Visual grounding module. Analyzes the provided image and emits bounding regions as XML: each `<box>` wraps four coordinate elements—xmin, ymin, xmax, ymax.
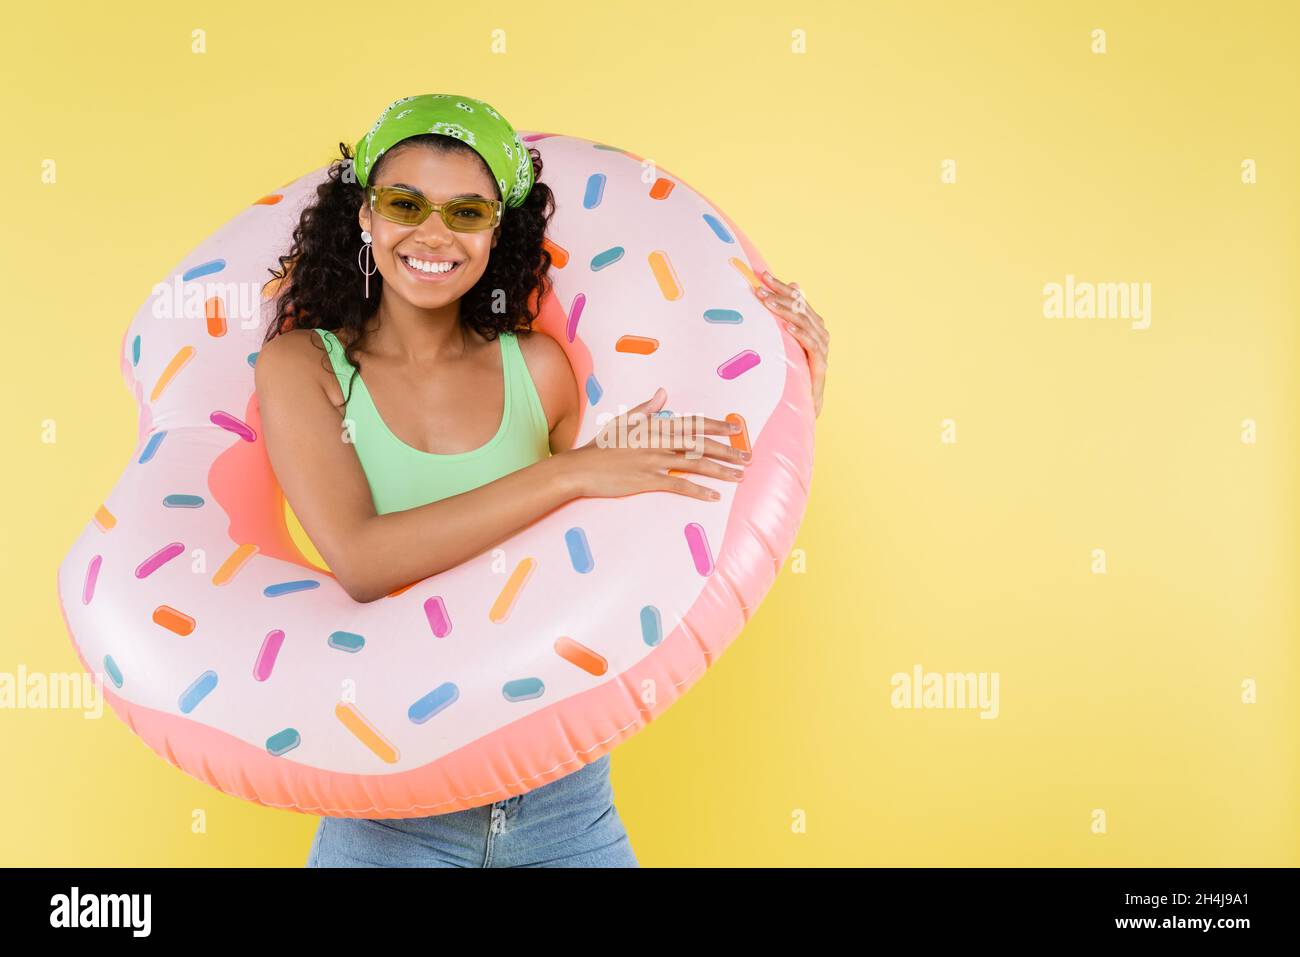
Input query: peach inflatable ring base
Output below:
<box><xmin>55</xmin><ymin>132</ymin><xmax>815</xmax><ymax>818</ymax></box>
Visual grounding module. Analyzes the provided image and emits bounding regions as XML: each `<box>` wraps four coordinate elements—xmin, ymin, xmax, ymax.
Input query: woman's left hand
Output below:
<box><xmin>754</xmin><ymin>270</ymin><xmax>829</xmax><ymax>418</ymax></box>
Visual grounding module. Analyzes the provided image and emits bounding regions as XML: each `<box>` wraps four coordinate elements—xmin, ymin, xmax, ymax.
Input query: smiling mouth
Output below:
<box><xmin>400</xmin><ymin>255</ymin><xmax>463</xmax><ymax>280</ymax></box>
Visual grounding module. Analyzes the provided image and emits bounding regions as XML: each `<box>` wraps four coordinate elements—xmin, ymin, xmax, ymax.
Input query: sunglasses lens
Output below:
<box><xmin>444</xmin><ymin>199</ymin><xmax>497</xmax><ymax>231</ymax></box>
<box><xmin>374</xmin><ymin>189</ymin><xmax>427</xmax><ymax>225</ymax></box>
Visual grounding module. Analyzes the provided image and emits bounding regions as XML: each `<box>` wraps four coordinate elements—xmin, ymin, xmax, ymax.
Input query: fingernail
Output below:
<box><xmin>740</xmin><ymin>450</ymin><xmax>752</xmax><ymax>460</ymax></box>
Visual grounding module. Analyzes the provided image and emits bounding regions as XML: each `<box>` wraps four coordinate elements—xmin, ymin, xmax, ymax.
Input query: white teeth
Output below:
<box><xmin>404</xmin><ymin>256</ymin><xmax>457</xmax><ymax>274</ymax></box>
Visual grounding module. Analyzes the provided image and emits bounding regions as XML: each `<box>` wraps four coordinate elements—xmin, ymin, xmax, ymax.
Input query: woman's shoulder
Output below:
<box><xmin>513</xmin><ymin>327</ymin><xmax>572</xmax><ymax>380</ymax></box>
<box><xmin>257</xmin><ymin>327</ymin><xmax>337</xmax><ymax>366</ymax></box>
<box><xmin>254</xmin><ymin>328</ymin><xmax>349</xmax><ymax>409</ymax></box>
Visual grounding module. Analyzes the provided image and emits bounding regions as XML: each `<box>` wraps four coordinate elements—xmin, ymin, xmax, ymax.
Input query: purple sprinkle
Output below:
<box><xmin>136</xmin><ymin>542</ymin><xmax>185</xmax><ymax>579</ymax></box>
<box><xmin>717</xmin><ymin>350</ymin><xmax>761</xmax><ymax>380</ymax></box>
<box><xmin>566</xmin><ymin>293</ymin><xmax>586</xmax><ymax>343</ymax></box>
<box><xmin>211</xmin><ymin>410</ymin><xmax>256</xmax><ymax>442</ymax></box>
<box><xmin>82</xmin><ymin>555</ymin><xmax>102</xmax><ymax>605</ymax></box>
<box><xmin>425</xmin><ymin>596</ymin><xmax>452</xmax><ymax>638</ymax></box>
<box><xmin>253</xmin><ymin>629</ymin><xmax>285</xmax><ymax>681</ymax></box>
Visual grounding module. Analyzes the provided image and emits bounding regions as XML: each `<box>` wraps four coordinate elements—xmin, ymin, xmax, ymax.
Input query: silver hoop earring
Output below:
<box><xmin>357</xmin><ymin>229</ymin><xmax>377</xmax><ymax>299</ymax></box>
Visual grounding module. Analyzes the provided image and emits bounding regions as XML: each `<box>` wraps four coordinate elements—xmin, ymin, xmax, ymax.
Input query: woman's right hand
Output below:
<box><xmin>559</xmin><ymin>388</ymin><xmax>750</xmax><ymax>501</ymax></box>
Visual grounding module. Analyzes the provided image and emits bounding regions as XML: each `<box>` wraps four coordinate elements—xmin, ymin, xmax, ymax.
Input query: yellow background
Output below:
<box><xmin>2</xmin><ymin>0</ymin><xmax>1296</xmax><ymax>866</ymax></box>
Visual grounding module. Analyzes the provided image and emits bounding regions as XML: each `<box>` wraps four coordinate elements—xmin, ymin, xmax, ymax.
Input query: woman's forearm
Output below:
<box><xmin>342</xmin><ymin>453</ymin><xmax>578</xmax><ymax>603</ymax></box>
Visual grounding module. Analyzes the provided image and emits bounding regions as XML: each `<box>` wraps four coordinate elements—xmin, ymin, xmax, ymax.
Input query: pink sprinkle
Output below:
<box><xmin>135</xmin><ymin>542</ymin><xmax>185</xmax><ymax>579</ymax></box>
<box><xmin>717</xmin><ymin>349</ymin><xmax>760</xmax><ymax>380</ymax></box>
<box><xmin>82</xmin><ymin>554</ymin><xmax>102</xmax><ymax>605</ymax></box>
<box><xmin>425</xmin><ymin>596</ymin><xmax>452</xmax><ymax>638</ymax></box>
<box><xmin>253</xmin><ymin>629</ymin><xmax>285</xmax><ymax>681</ymax></box>
<box><xmin>684</xmin><ymin>522</ymin><xmax>714</xmax><ymax>576</ymax></box>
<box><xmin>566</xmin><ymin>293</ymin><xmax>586</xmax><ymax>343</ymax></box>
<box><xmin>211</xmin><ymin>410</ymin><xmax>256</xmax><ymax>442</ymax></box>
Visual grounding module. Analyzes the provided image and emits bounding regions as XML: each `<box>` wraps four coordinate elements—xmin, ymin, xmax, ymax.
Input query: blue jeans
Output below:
<box><xmin>305</xmin><ymin>754</ymin><xmax>638</xmax><ymax>867</ymax></box>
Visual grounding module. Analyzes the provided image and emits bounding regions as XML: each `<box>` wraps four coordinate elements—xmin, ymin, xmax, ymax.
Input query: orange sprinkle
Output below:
<box><xmin>542</xmin><ymin>238</ymin><xmax>569</xmax><ymax>269</ymax></box>
<box><xmin>727</xmin><ymin>413</ymin><xmax>750</xmax><ymax>453</ymax></box>
<box><xmin>206</xmin><ymin>297</ymin><xmax>227</xmax><ymax>338</ymax></box>
<box><xmin>253</xmin><ymin>194</ymin><xmax>283</xmax><ymax>205</ymax></box>
<box><xmin>554</xmin><ymin>636</ymin><xmax>608</xmax><ymax>676</ymax></box>
<box><xmin>152</xmin><ymin>605</ymin><xmax>195</xmax><ymax>636</ymax></box>
<box><xmin>614</xmin><ymin>335</ymin><xmax>659</xmax><ymax>355</ymax></box>
<box><xmin>649</xmin><ymin>177</ymin><xmax>675</xmax><ymax>200</ymax></box>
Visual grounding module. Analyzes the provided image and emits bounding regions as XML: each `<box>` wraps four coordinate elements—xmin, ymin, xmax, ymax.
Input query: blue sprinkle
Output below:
<box><xmin>182</xmin><ymin>259</ymin><xmax>226</xmax><ymax>281</ymax></box>
<box><xmin>327</xmin><ymin>631</ymin><xmax>365</xmax><ymax>653</ymax></box>
<box><xmin>102</xmin><ymin>655</ymin><xmax>123</xmax><ymax>688</ymax></box>
<box><xmin>702</xmin><ymin>213</ymin><xmax>734</xmax><ymax>243</ymax></box>
<box><xmin>640</xmin><ymin>606</ymin><xmax>663</xmax><ymax>647</ymax></box>
<box><xmin>408</xmin><ymin>682</ymin><xmax>459</xmax><ymax>724</ymax></box>
<box><xmin>246</xmin><ymin>351</ymin><xmax>259</xmax><ymax>367</ymax></box>
<box><xmin>564</xmin><ymin>527</ymin><xmax>595</xmax><ymax>574</ymax></box>
<box><xmin>583</xmin><ymin>173</ymin><xmax>606</xmax><ymax>209</ymax></box>
<box><xmin>590</xmin><ymin>247</ymin><xmax>624</xmax><ymax>271</ymax></box>
<box><xmin>653</xmin><ymin>409</ymin><xmax>674</xmax><ymax>418</ymax></box>
<box><xmin>263</xmin><ymin>580</ymin><xmax>320</xmax><ymax>598</ymax></box>
<box><xmin>502</xmin><ymin>678</ymin><xmax>545</xmax><ymax>702</ymax></box>
<box><xmin>139</xmin><ymin>432</ymin><xmax>166</xmax><ymax>464</ymax></box>
<box><xmin>593</xmin><ymin>144</ymin><xmax>623</xmax><ymax>152</ymax></box>
<box><xmin>584</xmin><ymin>374</ymin><xmax>603</xmax><ymax>406</ymax></box>
<box><xmin>266</xmin><ymin>728</ymin><xmax>301</xmax><ymax>756</ymax></box>
<box><xmin>163</xmin><ymin>494</ymin><xmax>205</xmax><ymax>509</ymax></box>
<box><xmin>704</xmin><ymin>309</ymin><xmax>744</xmax><ymax>324</ymax></box>
<box><xmin>178</xmin><ymin>670</ymin><xmax>218</xmax><ymax>714</ymax></box>
<box><xmin>131</xmin><ymin>335</ymin><xmax>141</xmax><ymax>367</ymax></box>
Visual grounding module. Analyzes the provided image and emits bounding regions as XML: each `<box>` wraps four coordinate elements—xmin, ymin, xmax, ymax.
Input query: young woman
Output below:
<box><xmin>254</xmin><ymin>94</ymin><xmax>830</xmax><ymax>867</ymax></box>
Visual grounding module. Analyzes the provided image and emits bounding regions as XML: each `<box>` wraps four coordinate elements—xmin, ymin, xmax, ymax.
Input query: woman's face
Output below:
<box><xmin>358</xmin><ymin>144</ymin><xmax>501</xmax><ymax>310</ymax></box>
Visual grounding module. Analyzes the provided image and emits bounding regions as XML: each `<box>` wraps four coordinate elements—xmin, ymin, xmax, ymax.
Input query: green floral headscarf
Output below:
<box><xmin>352</xmin><ymin>93</ymin><xmax>534</xmax><ymax>207</ymax></box>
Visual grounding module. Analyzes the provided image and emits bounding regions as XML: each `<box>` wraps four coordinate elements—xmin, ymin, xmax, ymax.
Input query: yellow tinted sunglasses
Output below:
<box><xmin>368</xmin><ymin>186</ymin><xmax>503</xmax><ymax>232</ymax></box>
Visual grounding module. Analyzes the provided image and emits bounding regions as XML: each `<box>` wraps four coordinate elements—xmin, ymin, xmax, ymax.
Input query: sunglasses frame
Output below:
<box><xmin>367</xmin><ymin>185</ymin><xmax>503</xmax><ymax>233</ymax></box>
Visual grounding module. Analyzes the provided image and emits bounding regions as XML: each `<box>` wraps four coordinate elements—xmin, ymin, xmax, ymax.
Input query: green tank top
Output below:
<box><xmin>313</xmin><ymin>327</ymin><xmax>552</xmax><ymax>515</ymax></box>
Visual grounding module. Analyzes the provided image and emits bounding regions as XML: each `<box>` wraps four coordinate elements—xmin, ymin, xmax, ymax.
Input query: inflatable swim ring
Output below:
<box><xmin>54</xmin><ymin>132</ymin><xmax>815</xmax><ymax>818</ymax></box>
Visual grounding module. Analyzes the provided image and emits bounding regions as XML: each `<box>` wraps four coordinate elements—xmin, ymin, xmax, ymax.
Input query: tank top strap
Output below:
<box><xmin>501</xmin><ymin>330</ymin><xmax>551</xmax><ymax>445</ymax></box>
<box><xmin>312</xmin><ymin>327</ymin><xmax>357</xmax><ymax>393</ymax></box>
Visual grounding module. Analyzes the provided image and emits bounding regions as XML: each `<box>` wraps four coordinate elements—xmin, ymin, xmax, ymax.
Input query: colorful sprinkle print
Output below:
<box><xmin>178</xmin><ymin>670</ymin><xmax>218</xmax><ymax>714</ymax></box>
<box><xmin>489</xmin><ymin>559</ymin><xmax>535</xmax><ymax>624</ymax></box>
<box><xmin>503</xmin><ymin>678</ymin><xmax>545</xmax><ymax>702</ymax></box>
<box><xmin>327</xmin><ymin>631</ymin><xmax>365</xmax><ymax>653</ymax></box>
<box><xmin>138</xmin><ymin>432</ymin><xmax>166</xmax><ymax>464</ymax></box>
<box><xmin>408</xmin><ymin>682</ymin><xmax>459</xmax><ymax>724</ymax></box>
<box><xmin>135</xmin><ymin>542</ymin><xmax>184</xmax><ymax>579</ymax></box>
<box><xmin>82</xmin><ymin>555</ymin><xmax>102</xmax><ymax>605</ymax></box>
<box><xmin>266</xmin><ymin>728</ymin><xmax>301</xmax><ymax>756</ymax></box>
<box><xmin>564</xmin><ymin>527</ymin><xmax>594</xmax><ymax>574</ymax></box>
<box><xmin>424</xmin><ymin>596</ymin><xmax>452</xmax><ymax>638</ymax></box>
<box><xmin>263</xmin><ymin>580</ymin><xmax>320</xmax><ymax>598</ymax></box>
<box><xmin>253</xmin><ymin>630</ymin><xmax>285</xmax><ymax>681</ymax></box>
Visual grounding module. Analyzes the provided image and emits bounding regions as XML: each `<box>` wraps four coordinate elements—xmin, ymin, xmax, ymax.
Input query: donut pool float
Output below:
<box><xmin>54</xmin><ymin>132</ymin><xmax>815</xmax><ymax>818</ymax></box>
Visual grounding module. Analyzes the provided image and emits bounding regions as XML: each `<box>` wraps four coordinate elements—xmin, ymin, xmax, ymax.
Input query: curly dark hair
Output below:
<box><xmin>260</xmin><ymin>134</ymin><xmax>556</xmax><ymax>404</ymax></box>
